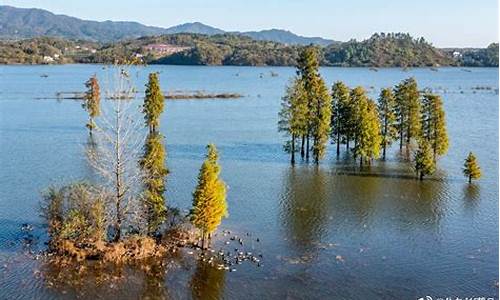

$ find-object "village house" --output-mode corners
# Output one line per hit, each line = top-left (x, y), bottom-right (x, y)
(143, 43), (191, 55)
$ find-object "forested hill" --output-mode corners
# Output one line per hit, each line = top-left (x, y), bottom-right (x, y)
(324, 33), (452, 67)
(0, 33), (498, 67)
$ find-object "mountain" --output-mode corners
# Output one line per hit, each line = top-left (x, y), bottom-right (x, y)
(239, 29), (335, 46)
(164, 22), (225, 35)
(0, 5), (337, 45)
(0, 5), (166, 42)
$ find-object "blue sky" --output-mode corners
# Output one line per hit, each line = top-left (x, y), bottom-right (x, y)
(3, 0), (498, 47)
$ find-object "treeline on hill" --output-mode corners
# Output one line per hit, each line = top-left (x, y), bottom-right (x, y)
(0, 33), (498, 67)
(279, 45), (481, 182)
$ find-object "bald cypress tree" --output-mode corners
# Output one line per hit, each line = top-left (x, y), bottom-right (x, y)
(349, 87), (365, 152)
(278, 78), (308, 164)
(394, 77), (421, 149)
(421, 93), (449, 160)
(140, 132), (168, 234)
(463, 152), (481, 183)
(82, 75), (101, 136)
(331, 81), (351, 156)
(296, 45), (324, 161)
(415, 140), (435, 180)
(377, 88), (398, 159)
(143, 73), (164, 133)
(141, 72), (168, 234)
(352, 88), (382, 167)
(310, 76), (332, 164)
(191, 144), (228, 249)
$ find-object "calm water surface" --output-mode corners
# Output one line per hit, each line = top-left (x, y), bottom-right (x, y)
(0, 65), (498, 299)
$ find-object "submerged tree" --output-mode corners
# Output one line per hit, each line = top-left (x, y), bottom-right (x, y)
(463, 152), (481, 183)
(421, 93), (449, 160)
(352, 88), (382, 166)
(82, 75), (101, 136)
(295, 45), (331, 163)
(415, 140), (435, 180)
(296, 46), (317, 160)
(394, 77), (421, 149)
(310, 76), (332, 164)
(143, 73), (165, 133)
(140, 132), (168, 234)
(278, 78), (308, 164)
(331, 81), (351, 156)
(86, 69), (145, 241)
(191, 144), (228, 249)
(377, 88), (398, 159)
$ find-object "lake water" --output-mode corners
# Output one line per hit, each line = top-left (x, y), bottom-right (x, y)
(0, 65), (498, 299)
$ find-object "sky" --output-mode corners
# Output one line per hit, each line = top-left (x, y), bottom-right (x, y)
(2, 0), (498, 47)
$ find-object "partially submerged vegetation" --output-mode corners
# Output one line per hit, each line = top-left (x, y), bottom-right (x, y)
(279, 45), (478, 181)
(42, 90), (244, 101)
(41, 67), (231, 266)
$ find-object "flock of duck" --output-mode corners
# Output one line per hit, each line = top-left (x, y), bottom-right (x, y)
(187, 230), (263, 272)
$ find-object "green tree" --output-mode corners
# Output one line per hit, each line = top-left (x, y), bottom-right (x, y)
(463, 152), (481, 183)
(191, 144), (228, 249)
(421, 93), (449, 160)
(278, 77), (308, 164)
(352, 88), (382, 166)
(143, 72), (165, 133)
(394, 77), (421, 149)
(296, 45), (332, 163)
(415, 140), (435, 180)
(377, 88), (398, 159)
(310, 76), (332, 164)
(331, 81), (351, 156)
(140, 132), (168, 234)
(82, 75), (100, 136)
(349, 87), (365, 150)
(296, 45), (319, 161)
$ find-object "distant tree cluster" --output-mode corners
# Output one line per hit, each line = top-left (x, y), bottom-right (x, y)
(452, 43), (499, 67)
(323, 33), (454, 67)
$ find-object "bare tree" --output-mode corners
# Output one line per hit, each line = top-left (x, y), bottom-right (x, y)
(86, 67), (146, 241)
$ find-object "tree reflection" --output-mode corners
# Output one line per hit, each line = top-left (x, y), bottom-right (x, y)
(189, 260), (226, 300)
(279, 166), (330, 257)
(463, 183), (481, 211)
(140, 260), (170, 300)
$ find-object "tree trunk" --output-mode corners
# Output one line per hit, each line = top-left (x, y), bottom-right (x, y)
(383, 118), (388, 159)
(336, 131), (340, 157)
(399, 127), (403, 150)
(291, 134), (296, 165)
(305, 133), (310, 161)
(420, 172), (424, 180)
(469, 175), (472, 183)
(201, 230), (205, 249)
(300, 135), (305, 159)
